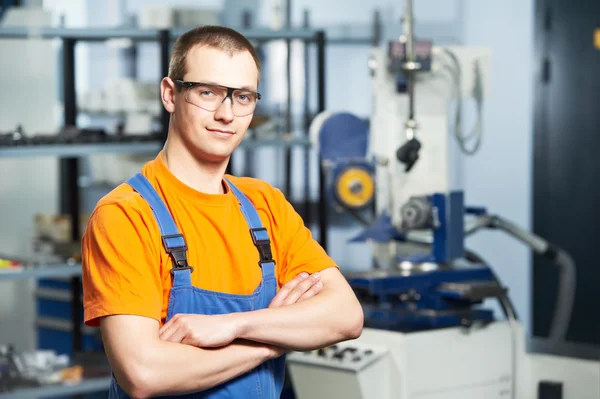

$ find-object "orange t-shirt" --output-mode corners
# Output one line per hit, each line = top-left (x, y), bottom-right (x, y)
(81, 153), (337, 327)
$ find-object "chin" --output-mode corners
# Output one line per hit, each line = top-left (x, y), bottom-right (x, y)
(191, 147), (233, 164)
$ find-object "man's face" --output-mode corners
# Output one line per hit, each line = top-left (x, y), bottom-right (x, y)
(172, 45), (259, 164)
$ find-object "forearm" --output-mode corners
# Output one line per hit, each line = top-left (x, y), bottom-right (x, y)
(117, 339), (274, 398)
(236, 279), (363, 351)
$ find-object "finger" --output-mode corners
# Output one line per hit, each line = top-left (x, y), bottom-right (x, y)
(159, 323), (178, 341)
(282, 272), (321, 306)
(165, 326), (188, 343)
(159, 321), (171, 336)
(297, 280), (323, 302)
(269, 272), (309, 308)
(159, 315), (183, 341)
(159, 313), (179, 335)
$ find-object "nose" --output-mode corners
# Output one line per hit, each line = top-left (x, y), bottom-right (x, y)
(214, 98), (235, 123)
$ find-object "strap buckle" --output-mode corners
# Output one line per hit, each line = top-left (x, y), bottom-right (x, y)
(249, 227), (275, 267)
(162, 234), (194, 273)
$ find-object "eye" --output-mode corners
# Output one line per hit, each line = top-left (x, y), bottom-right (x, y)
(235, 92), (254, 104)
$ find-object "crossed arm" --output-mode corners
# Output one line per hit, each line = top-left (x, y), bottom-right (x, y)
(100, 267), (363, 398)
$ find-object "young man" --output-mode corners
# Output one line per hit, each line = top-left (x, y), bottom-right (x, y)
(81, 25), (363, 399)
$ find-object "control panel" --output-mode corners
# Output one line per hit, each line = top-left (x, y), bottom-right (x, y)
(287, 341), (389, 372)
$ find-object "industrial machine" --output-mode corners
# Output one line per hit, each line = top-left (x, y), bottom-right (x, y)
(286, 1), (579, 398)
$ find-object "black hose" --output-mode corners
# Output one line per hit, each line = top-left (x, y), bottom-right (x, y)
(463, 248), (519, 322)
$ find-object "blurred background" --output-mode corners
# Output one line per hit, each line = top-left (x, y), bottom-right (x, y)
(0, 0), (598, 398)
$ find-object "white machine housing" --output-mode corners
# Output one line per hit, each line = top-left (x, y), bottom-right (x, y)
(369, 45), (491, 228)
(288, 321), (520, 399)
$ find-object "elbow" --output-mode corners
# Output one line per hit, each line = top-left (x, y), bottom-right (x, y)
(346, 303), (364, 339)
(114, 362), (158, 399)
(335, 302), (364, 341)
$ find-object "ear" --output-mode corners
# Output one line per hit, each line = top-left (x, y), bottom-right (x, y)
(161, 77), (176, 113)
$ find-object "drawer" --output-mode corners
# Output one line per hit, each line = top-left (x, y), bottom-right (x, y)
(38, 277), (75, 291)
(36, 317), (103, 356)
(35, 287), (83, 320)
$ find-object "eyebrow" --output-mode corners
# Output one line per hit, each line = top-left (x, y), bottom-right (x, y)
(201, 80), (257, 92)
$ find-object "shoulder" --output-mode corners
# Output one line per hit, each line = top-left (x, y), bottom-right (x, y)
(86, 180), (155, 234)
(94, 182), (148, 216)
(83, 180), (161, 257)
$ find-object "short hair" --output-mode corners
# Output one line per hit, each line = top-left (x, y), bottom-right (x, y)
(168, 25), (261, 87)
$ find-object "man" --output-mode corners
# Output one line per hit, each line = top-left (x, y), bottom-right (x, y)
(81, 25), (363, 399)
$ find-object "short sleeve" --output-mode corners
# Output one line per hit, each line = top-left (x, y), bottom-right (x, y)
(273, 188), (338, 286)
(82, 199), (163, 327)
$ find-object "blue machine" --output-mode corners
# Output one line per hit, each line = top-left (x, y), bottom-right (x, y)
(345, 193), (507, 333)
(314, 112), (509, 333)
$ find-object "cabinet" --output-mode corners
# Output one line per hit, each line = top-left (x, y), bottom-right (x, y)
(532, 0), (600, 360)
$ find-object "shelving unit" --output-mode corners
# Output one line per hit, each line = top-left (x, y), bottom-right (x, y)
(0, 377), (112, 399)
(0, 24), (326, 237)
(0, 142), (161, 158)
(0, 264), (81, 281)
(0, 136), (311, 158)
(0, 24), (326, 398)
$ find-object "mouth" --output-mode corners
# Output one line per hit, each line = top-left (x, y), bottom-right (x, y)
(207, 128), (236, 138)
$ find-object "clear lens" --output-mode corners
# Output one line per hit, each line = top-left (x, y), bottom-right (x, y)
(185, 84), (258, 117)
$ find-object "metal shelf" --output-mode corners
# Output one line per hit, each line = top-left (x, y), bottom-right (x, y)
(0, 264), (82, 281)
(0, 26), (159, 41)
(0, 377), (111, 399)
(0, 136), (310, 158)
(242, 136), (311, 149)
(0, 141), (162, 158)
(171, 27), (321, 41)
(0, 26), (321, 42)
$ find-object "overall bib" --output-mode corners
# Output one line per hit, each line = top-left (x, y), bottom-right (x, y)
(108, 173), (286, 398)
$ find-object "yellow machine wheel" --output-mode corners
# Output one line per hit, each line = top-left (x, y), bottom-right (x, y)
(334, 167), (375, 209)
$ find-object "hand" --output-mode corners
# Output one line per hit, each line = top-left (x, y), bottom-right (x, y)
(159, 313), (240, 348)
(268, 272), (323, 309)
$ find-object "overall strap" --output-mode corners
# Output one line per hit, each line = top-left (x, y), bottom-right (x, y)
(225, 179), (276, 278)
(126, 173), (193, 284)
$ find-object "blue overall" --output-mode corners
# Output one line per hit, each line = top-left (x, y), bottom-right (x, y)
(108, 173), (286, 398)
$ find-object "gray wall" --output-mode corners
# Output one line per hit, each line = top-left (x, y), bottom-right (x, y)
(461, 0), (534, 333)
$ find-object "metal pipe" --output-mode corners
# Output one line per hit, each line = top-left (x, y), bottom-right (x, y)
(242, 10), (255, 178)
(302, 9), (312, 225)
(403, 0), (415, 63)
(61, 37), (83, 357)
(372, 9), (382, 47)
(284, 0), (293, 197)
(60, 38), (80, 240)
(489, 216), (548, 253)
(403, 0), (416, 121)
(159, 29), (170, 142)
(316, 30), (327, 251)
(403, 213), (575, 343)
(489, 215), (575, 343)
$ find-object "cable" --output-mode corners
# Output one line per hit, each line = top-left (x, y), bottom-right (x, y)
(463, 249), (519, 321)
(438, 48), (485, 155)
(463, 247), (517, 399)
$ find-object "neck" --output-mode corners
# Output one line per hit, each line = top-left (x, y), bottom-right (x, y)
(162, 137), (229, 195)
